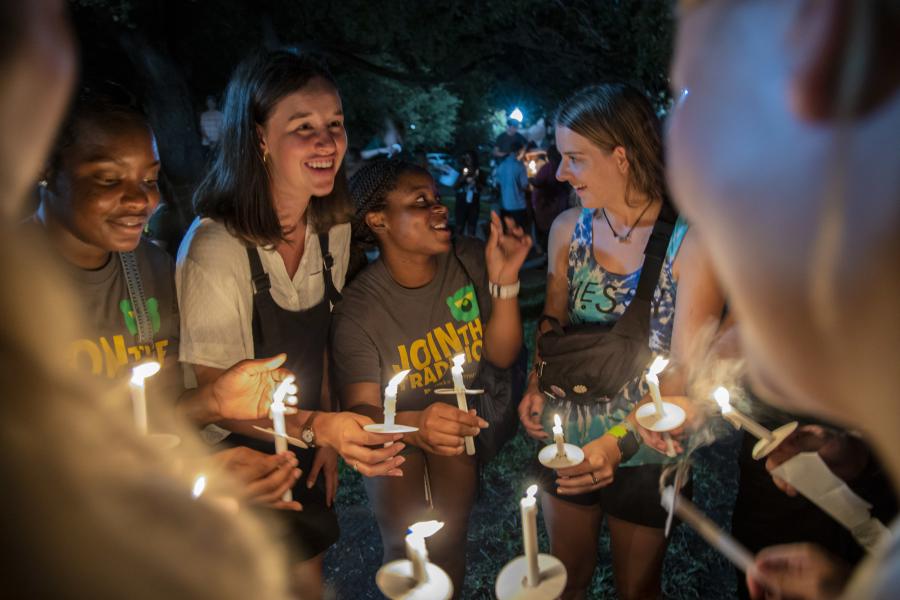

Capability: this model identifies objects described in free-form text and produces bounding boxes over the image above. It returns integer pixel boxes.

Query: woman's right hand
[212,446,302,511]
[414,403,487,456]
[518,382,549,440]
[314,412,407,478]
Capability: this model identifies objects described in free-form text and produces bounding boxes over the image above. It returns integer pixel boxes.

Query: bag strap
[319,232,342,308]
[633,198,678,302]
[118,250,154,345]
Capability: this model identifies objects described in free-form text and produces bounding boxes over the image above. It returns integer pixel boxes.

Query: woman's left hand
[555,433,622,495]
[485,211,532,285]
[306,446,339,507]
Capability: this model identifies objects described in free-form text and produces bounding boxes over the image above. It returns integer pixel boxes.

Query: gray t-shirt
[331,238,489,411]
[64,239,183,415]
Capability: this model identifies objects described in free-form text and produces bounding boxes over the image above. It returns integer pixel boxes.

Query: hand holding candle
[714,387,797,460]
[130,361,160,434]
[634,356,683,457]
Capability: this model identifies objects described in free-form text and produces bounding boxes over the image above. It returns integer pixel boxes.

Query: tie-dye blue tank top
[542,207,689,466]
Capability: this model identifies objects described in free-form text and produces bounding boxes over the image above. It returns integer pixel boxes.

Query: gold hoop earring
[262,150,269,165]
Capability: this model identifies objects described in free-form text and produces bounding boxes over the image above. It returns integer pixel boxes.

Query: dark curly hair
[348,158,428,245]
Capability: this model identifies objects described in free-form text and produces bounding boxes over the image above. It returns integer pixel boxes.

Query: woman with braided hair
[332,158,532,595]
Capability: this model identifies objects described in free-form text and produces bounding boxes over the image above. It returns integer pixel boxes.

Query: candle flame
[272,375,296,407]
[714,386,731,412]
[526,484,538,500]
[131,361,161,385]
[554,414,561,427]
[387,369,411,392]
[192,475,206,499]
[451,353,466,368]
[648,356,669,378]
[408,520,444,539]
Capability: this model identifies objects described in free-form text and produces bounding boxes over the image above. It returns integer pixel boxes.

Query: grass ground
[323,200,742,598]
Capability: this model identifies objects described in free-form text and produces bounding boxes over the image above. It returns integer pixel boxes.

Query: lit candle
[384,369,412,427]
[192,475,206,499]
[552,414,566,458]
[645,356,669,417]
[406,520,444,584]
[270,376,298,503]
[520,484,540,587]
[130,361,160,435]
[450,354,475,455]
[714,387,774,442]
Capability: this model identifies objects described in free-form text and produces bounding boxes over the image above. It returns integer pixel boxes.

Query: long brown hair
[194,49,352,246]
[555,83,665,205]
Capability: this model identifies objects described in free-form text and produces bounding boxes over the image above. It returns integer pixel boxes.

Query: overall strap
[246,246,271,294]
[319,232,342,308]
[118,250,154,345]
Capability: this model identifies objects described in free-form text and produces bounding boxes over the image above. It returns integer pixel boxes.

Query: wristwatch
[608,421,641,463]
[300,411,318,447]
[489,280,520,299]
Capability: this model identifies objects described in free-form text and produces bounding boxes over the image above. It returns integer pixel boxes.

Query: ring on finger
[352,462,359,472]
[590,472,599,485]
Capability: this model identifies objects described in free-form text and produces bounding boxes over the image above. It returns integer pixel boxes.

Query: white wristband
[489,280,520,299]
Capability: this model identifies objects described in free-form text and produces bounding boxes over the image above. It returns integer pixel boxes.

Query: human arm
[630,229,727,453]
[482,211,532,368]
[306,350,339,506]
[765,425,870,496]
[517,209,578,440]
[176,353,295,425]
[747,544,850,600]
[191,363,405,478]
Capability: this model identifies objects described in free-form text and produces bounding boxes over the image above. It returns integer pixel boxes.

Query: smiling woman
[177,49,405,599]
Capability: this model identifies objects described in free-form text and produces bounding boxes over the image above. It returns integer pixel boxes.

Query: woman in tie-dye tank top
[517,83,726,600]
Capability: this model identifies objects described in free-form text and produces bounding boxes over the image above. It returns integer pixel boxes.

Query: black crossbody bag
[536,200,678,402]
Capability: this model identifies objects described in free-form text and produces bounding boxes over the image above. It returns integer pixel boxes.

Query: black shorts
[221,433,340,560]
[535,460,692,529]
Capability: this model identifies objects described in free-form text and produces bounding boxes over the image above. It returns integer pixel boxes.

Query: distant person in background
[529,144,570,254]
[495,139,528,229]
[453,150,482,237]
[361,117,403,160]
[199,95,224,151]
[493,118,527,159]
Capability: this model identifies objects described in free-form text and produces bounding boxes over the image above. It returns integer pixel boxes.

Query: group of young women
[36,47,727,599]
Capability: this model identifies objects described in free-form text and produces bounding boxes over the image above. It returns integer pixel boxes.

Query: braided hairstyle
[348,158,428,246]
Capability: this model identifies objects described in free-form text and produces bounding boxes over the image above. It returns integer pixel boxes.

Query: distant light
[509,107,524,122]
[192,475,206,499]
[410,123,417,130]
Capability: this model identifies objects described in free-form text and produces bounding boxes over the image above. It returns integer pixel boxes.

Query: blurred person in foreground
[0,1,289,596]
[667,0,900,598]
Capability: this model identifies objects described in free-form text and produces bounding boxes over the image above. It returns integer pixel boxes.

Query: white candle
[661,486,757,575]
[714,387,774,442]
[192,475,206,499]
[520,484,540,587]
[384,369,412,427]
[645,356,669,417]
[405,520,444,584]
[130,361,160,435]
[552,414,566,458]
[450,354,476,456]
[270,376,297,503]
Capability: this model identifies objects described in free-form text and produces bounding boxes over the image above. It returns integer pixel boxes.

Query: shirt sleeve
[330,300,383,392]
[176,224,253,369]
